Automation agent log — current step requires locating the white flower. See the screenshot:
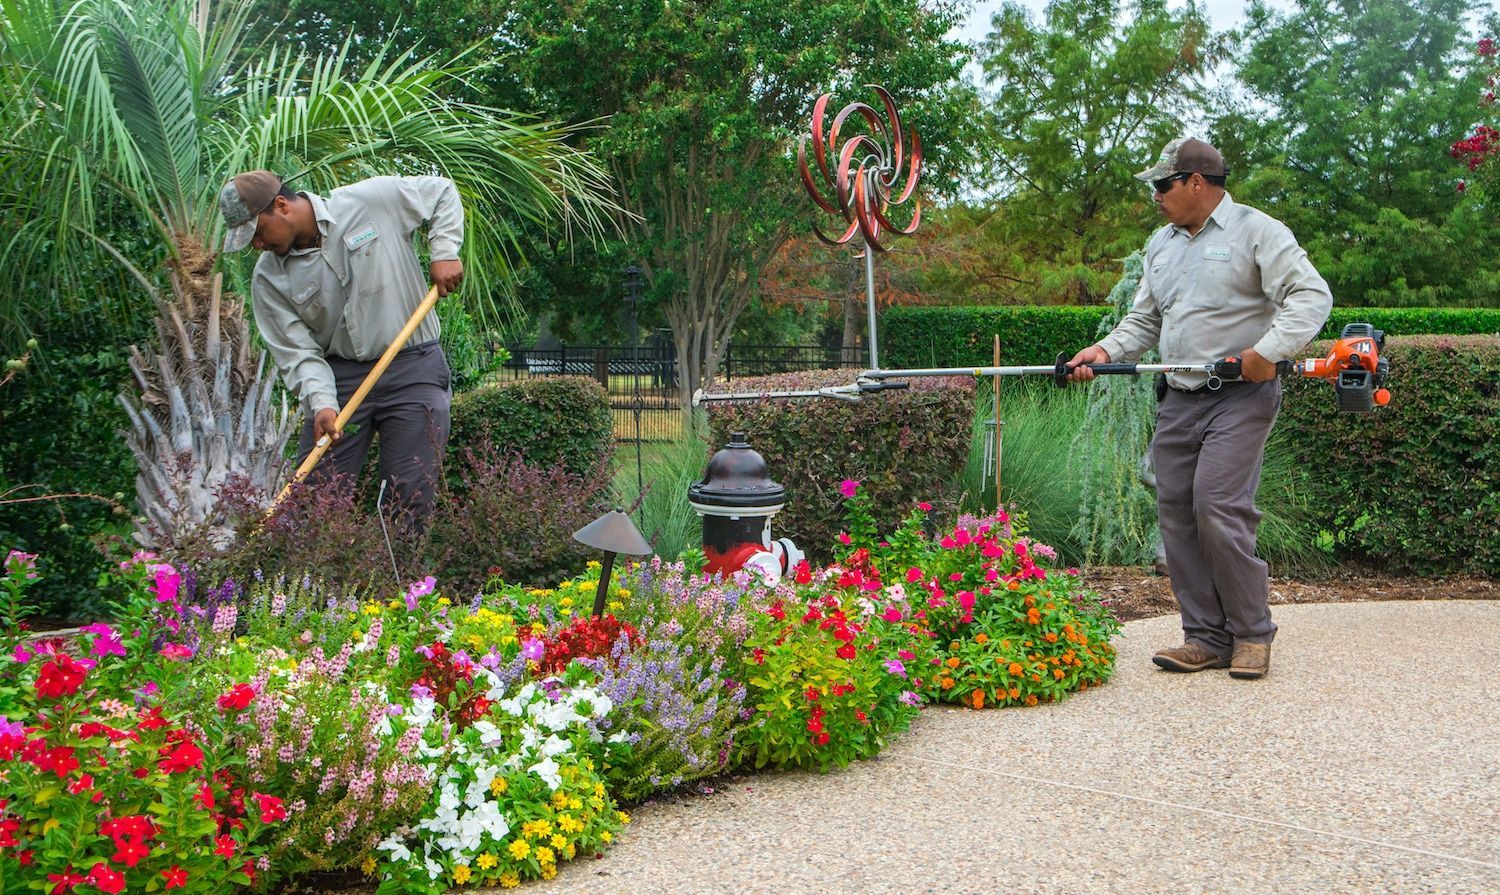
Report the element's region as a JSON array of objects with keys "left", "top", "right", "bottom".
[
  {"left": 377, "top": 835, "right": 412, "bottom": 863},
  {"left": 425, "top": 858, "right": 444, "bottom": 881},
  {"left": 471, "top": 720, "right": 504, "bottom": 750},
  {"left": 528, "top": 756, "right": 562, "bottom": 790},
  {"left": 540, "top": 734, "right": 571, "bottom": 758}
]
